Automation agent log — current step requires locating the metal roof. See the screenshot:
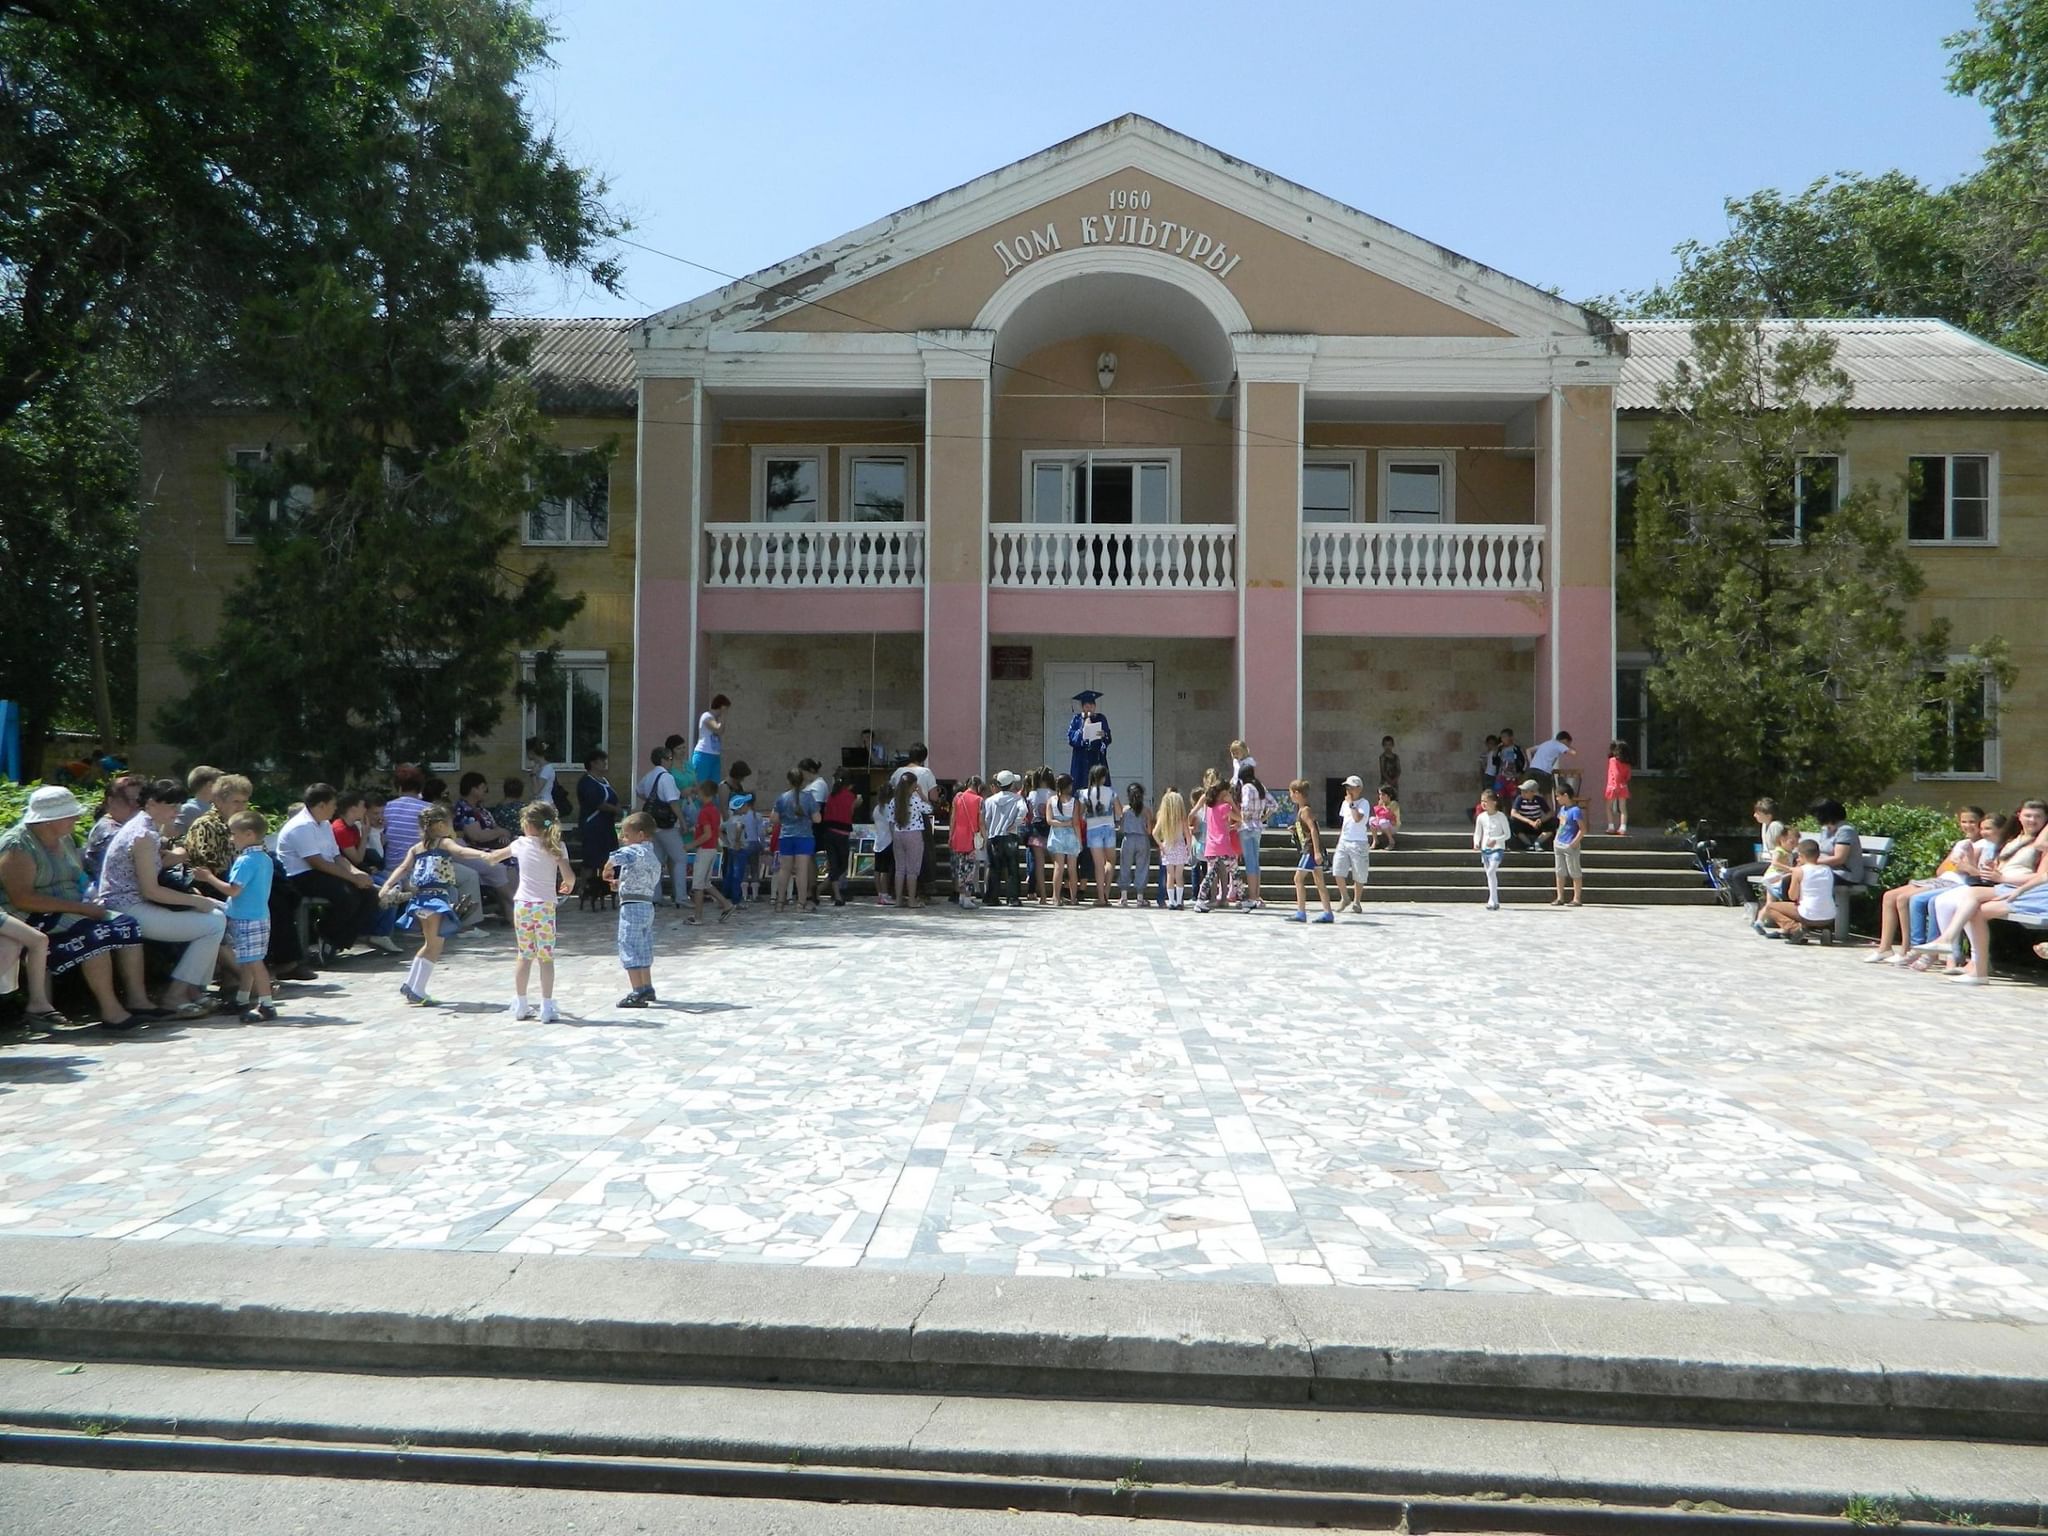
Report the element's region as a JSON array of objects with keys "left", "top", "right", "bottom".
[
  {"left": 148, "top": 318, "right": 638, "bottom": 416},
  {"left": 1617, "top": 318, "right": 2048, "bottom": 413},
  {"left": 478, "top": 318, "right": 636, "bottom": 414}
]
